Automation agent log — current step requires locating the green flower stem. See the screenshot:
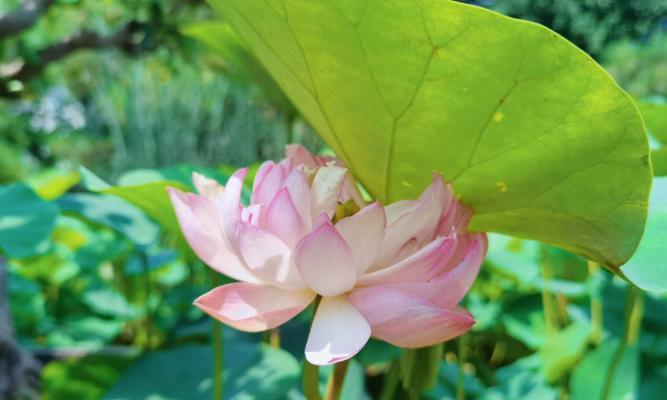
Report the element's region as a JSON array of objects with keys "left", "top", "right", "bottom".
[
  {"left": 325, "top": 359, "right": 350, "bottom": 400},
  {"left": 304, "top": 296, "right": 323, "bottom": 400},
  {"left": 601, "top": 286, "right": 644, "bottom": 400},
  {"left": 380, "top": 360, "right": 401, "bottom": 400},
  {"left": 540, "top": 248, "right": 559, "bottom": 336},
  {"left": 209, "top": 270, "right": 224, "bottom": 400},
  {"left": 303, "top": 360, "right": 322, "bottom": 400},
  {"left": 456, "top": 333, "right": 470, "bottom": 400},
  {"left": 400, "top": 343, "right": 443, "bottom": 396},
  {"left": 587, "top": 261, "right": 603, "bottom": 345}
]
